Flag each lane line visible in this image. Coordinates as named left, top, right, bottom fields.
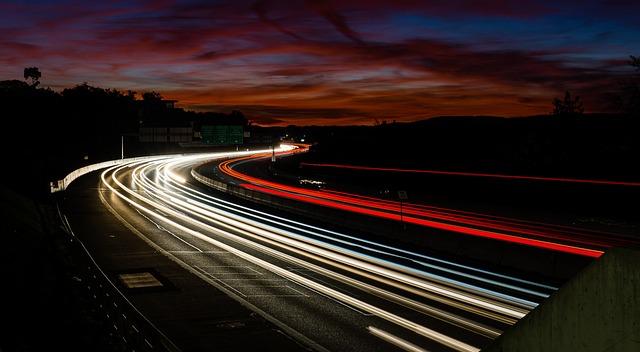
left=102, top=164, right=482, bottom=352
left=97, top=180, right=332, bottom=352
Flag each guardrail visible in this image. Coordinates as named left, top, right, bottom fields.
left=193, top=162, right=595, bottom=281
left=49, top=144, right=294, bottom=193
left=191, top=166, right=339, bottom=227
left=55, top=204, right=181, bottom=352
left=50, top=155, right=185, bottom=193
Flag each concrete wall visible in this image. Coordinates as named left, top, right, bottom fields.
left=485, top=247, right=640, bottom=352
left=51, top=154, right=181, bottom=193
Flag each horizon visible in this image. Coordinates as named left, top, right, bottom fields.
left=1, top=75, right=629, bottom=127
left=1, top=1, right=639, bottom=125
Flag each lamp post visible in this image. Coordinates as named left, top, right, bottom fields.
left=271, top=144, right=276, bottom=163
left=397, top=190, right=408, bottom=230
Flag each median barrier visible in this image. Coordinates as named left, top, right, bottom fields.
left=191, top=164, right=592, bottom=282
left=191, top=166, right=374, bottom=234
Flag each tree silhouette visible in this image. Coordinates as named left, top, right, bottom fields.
left=617, top=55, right=640, bottom=115
left=23, top=67, right=41, bottom=87
left=142, top=91, right=163, bottom=102
left=552, top=91, right=584, bottom=117
left=631, top=55, right=640, bottom=70
left=230, top=110, right=249, bottom=126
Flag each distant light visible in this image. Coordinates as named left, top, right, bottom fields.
left=299, top=179, right=325, bottom=186
left=300, top=138, right=305, bottom=142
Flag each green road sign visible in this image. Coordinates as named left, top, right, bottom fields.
left=201, top=125, right=243, bottom=145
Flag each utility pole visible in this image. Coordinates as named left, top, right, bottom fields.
left=398, top=190, right=408, bottom=230
left=271, top=144, right=276, bottom=163
left=121, top=135, right=124, bottom=159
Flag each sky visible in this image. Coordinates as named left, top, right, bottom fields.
left=1, top=0, right=639, bottom=125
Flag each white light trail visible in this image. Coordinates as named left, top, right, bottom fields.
left=95, top=148, right=556, bottom=351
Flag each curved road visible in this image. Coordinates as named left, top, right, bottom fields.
left=66, top=147, right=562, bottom=352
left=215, top=151, right=639, bottom=258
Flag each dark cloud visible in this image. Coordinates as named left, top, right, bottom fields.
left=0, top=0, right=636, bottom=124
left=252, top=0, right=305, bottom=40
left=193, top=51, right=218, bottom=60
left=306, top=0, right=363, bottom=43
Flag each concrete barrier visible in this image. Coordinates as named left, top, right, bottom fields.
left=192, top=168, right=330, bottom=230
left=50, top=154, right=183, bottom=193
left=484, top=247, right=640, bottom=352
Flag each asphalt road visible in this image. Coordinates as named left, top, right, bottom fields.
left=61, top=149, right=562, bottom=352
left=62, top=171, right=306, bottom=351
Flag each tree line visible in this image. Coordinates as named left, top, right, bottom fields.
left=0, top=68, right=249, bottom=195
left=553, top=55, right=640, bottom=117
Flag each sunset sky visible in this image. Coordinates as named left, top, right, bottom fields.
left=1, top=0, right=638, bottom=125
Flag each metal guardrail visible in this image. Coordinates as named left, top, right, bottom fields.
left=191, top=167, right=324, bottom=223
left=55, top=204, right=181, bottom=352
left=190, top=169, right=229, bottom=193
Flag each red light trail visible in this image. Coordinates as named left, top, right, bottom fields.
left=300, top=163, right=640, bottom=187
left=214, top=147, right=615, bottom=258
left=240, top=183, right=602, bottom=257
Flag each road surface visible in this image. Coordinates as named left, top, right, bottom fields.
left=213, top=150, right=639, bottom=259
left=62, top=148, right=562, bottom=352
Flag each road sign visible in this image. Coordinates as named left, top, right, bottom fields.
left=397, top=190, right=408, bottom=200
left=201, top=125, right=243, bottom=145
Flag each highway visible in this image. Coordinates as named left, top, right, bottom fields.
left=66, top=145, right=565, bottom=352
left=214, top=150, right=640, bottom=259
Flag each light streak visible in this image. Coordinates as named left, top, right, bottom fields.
left=213, top=152, right=609, bottom=258
left=368, top=326, right=428, bottom=352
left=101, top=161, right=482, bottom=352
left=239, top=183, right=603, bottom=258
left=142, top=162, right=530, bottom=321
left=300, top=162, right=640, bottom=187
left=93, top=148, right=565, bottom=351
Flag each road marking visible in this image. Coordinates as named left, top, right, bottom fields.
left=285, top=285, right=308, bottom=296
left=286, top=268, right=372, bottom=314
left=196, top=265, right=263, bottom=275
left=168, top=250, right=229, bottom=254
left=100, top=186, right=330, bottom=352
left=193, top=266, right=247, bottom=297
left=98, top=187, right=330, bottom=352
left=232, top=285, right=308, bottom=297
left=135, top=209, right=203, bottom=252
left=220, top=278, right=285, bottom=282
left=300, top=284, right=374, bottom=316
left=102, top=159, right=484, bottom=352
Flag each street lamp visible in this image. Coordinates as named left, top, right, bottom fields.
left=397, top=190, right=408, bottom=230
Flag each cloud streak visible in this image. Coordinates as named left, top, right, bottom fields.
left=0, top=0, right=637, bottom=125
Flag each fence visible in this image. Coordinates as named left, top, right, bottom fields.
left=56, top=205, right=181, bottom=352
left=190, top=167, right=362, bottom=231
